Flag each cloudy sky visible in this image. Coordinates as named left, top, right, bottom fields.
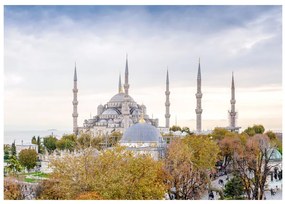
left=4, top=5, right=282, bottom=132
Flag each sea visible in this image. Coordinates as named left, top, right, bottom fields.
left=3, top=130, right=72, bottom=145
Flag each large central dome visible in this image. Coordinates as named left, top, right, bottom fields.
left=109, top=93, right=134, bottom=103
left=120, top=122, right=162, bottom=143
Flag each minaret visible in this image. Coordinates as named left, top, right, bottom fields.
left=165, top=69, right=171, bottom=128
left=124, top=55, right=130, bottom=95
left=195, top=58, right=203, bottom=133
left=118, top=74, right=123, bottom=93
left=122, top=95, right=130, bottom=131
left=229, top=72, right=237, bottom=131
left=72, top=63, right=78, bottom=135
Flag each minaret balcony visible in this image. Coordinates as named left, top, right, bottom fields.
left=165, top=102, right=170, bottom=106
left=165, top=91, right=170, bottom=95
left=165, top=114, right=171, bottom=118
left=196, top=93, right=203, bottom=98
left=72, top=101, right=78, bottom=105
left=230, top=99, right=236, bottom=103
left=195, top=109, right=203, bottom=114
left=73, top=89, right=78, bottom=93
left=72, top=113, right=78, bottom=117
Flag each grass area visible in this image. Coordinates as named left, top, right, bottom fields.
left=30, top=172, right=49, bottom=178
left=24, top=177, right=37, bottom=183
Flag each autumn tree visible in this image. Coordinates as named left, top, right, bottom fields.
left=234, top=134, right=278, bottom=200
left=45, top=147, right=166, bottom=199
left=209, top=127, right=235, bottom=141
left=164, top=136, right=220, bottom=200
left=4, top=179, right=22, bottom=200
left=18, top=149, right=38, bottom=172
left=43, top=136, right=57, bottom=154
left=218, top=136, right=244, bottom=169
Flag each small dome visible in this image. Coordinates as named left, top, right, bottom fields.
left=268, top=148, right=282, bottom=161
left=120, top=122, right=162, bottom=143
left=109, top=93, right=134, bottom=103
left=98, top=104, right=104, bottom=108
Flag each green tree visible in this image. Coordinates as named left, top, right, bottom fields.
left=243, top=124, right=265, bottom=136
left=224, top=176, right=244, bottom=199
left=31, top=136, right=37, bottom=144
left=37, top=136, right=43, bottom=154
left=4, top=145, right=11, bottom=161
left=210, top=127, right=234, bottom=140
left=11, top=141, right=16, bottom=156
left=5, top=155, right=23, bottom=175
left=169, top=125, right=182, bottom=132
left=182, top=127, right=192, bottom=135
left=265, top=131, right=277, bottom=141
left=56, top=134, right=77, bottom=152
left=18, top=149, right=38, bottom=171
left=43, top=136, right=58, bottom=154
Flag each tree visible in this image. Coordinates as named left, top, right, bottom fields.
left=210, top=127, right=234, bottom=141
left=219, top=136, right=244, bottom=169
left=11, top=141, right=16, bottom=156
left=46, top=147, right=166, bottom=199
left=234, top=134, right=278, bottom=200
left=243, top=124, right=265, bottom=136
left=43, top=136, right=58, bottom=154
left=224, top=175, right=244, bottom=199
left=4, top=179, right=22, bottom=200
left=182, top=127, right=192, bottom=135
left=184, top=135, right=220, bottom=170
left=5, top=155, right=23, bottom=175
left=169, top=125, right=182, bottom=132
left=37, top=136, right=43, bottom=154
left=37, top=179, right=68, bottom=200
left=56, top=134, right=77, bottom=152
left=31, top=136, right=37, bottom=144
left=75, top=191, right=103, bottom=200
left=164, top=136, right=220, bottom=200
left=265, top=131, right=277, bottom=141
left=4, top=144, right=11, bottom=160
left=18, top=149, right=38, bottom=171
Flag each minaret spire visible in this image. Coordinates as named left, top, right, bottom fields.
left=228, top=72, right=239, bottom=132
left=124, top=54, right=130, bottom=95
left=195, top=58, right=203, bottom=133
left=165, top=69, right=171, bottom=128
left=72, top=63, right=78, bottom=135
left=118, top=73, right=123, bottom=93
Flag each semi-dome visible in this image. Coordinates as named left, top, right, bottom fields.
left=120, top=122, right=162, bottom=143
left=109, top=93, right=134, bottom=103
left=102, top=108, right=119, bottom=115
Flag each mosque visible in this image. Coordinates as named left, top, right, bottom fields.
left=71, top=56, right=240, bottom=159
